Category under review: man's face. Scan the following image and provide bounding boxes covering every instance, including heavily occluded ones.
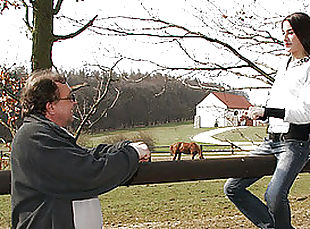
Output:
[45,83,77,127]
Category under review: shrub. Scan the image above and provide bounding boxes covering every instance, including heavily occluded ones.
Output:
[104,131,156,148]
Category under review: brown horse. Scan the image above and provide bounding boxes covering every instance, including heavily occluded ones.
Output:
[170,142,204,160]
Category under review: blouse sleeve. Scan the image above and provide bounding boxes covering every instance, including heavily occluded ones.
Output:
[284,65,310,124]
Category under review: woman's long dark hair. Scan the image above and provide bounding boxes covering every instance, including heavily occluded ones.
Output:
[282,12,310,55]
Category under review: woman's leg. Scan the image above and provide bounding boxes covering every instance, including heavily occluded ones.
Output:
[264,140,310,229]
[224,177,274,228]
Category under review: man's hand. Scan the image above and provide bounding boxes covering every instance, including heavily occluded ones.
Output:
[129,142,151,162]
[249,106,265,120]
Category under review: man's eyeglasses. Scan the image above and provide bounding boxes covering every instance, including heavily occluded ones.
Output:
[58,93,76,102]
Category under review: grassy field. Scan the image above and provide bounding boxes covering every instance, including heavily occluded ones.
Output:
[2,123,310,228]
[81,123,267,147]
[213,126,267,142]
[1,175,310,228]
[79,121,214,147]
[101,175,310,228]
[80,123,267,159]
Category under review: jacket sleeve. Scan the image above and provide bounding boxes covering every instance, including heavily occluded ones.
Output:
[262,107,285,120]
[13,127,140,200]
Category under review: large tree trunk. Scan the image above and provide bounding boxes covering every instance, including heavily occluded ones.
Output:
[32,0,54,71]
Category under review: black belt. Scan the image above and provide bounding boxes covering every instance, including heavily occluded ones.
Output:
[269,123,310,141]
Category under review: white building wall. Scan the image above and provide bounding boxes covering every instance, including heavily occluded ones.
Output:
[195,94,227,128]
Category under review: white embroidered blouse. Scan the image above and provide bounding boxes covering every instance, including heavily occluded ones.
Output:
[267,56,310,133]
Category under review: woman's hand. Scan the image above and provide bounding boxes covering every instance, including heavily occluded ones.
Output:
[249,107,265,120]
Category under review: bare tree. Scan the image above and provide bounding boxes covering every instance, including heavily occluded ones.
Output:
[19,0,97,71]
[0,1,115,141]
[59,0,310,89]
[73,60,122,139]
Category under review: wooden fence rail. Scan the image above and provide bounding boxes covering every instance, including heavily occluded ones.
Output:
[0,151,10,170]
[150,143,249,155]
[1,155,310,195]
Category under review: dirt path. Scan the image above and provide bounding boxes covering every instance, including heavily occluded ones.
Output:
[192,126,261,151]
[192,126,248,145]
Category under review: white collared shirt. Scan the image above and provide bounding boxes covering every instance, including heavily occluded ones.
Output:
[72,197,103,229]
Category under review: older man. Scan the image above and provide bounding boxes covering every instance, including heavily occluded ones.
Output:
[11,70,151,229]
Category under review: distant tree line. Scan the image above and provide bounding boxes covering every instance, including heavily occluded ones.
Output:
[68,71,206,133]
[0,70,206,139]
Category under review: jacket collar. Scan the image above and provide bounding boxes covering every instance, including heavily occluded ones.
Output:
[25,114,76,143]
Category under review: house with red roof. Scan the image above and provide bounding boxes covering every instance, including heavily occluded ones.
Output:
[194,92,253,128]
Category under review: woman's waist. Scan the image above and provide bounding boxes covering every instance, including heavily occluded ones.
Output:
[268,123,310,141]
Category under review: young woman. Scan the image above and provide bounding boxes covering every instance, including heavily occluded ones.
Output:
[224,12,310,229]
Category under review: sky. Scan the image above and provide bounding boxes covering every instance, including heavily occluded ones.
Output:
[1,0,196,70]
[0,0,309,105]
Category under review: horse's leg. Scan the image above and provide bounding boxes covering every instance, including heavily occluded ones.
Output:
[178,152,181,160]
[173,153,177,160]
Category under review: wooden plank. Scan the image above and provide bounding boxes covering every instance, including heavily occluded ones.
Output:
[0,170,10,195]
[2,155,310,195]
[126,155,278,185]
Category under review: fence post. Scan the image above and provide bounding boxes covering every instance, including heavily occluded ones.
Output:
[0,151,2,170]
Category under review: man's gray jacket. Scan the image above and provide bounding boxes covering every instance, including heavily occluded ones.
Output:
[11,114,140,229]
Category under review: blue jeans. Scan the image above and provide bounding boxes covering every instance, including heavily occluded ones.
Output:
[224,139,310,229]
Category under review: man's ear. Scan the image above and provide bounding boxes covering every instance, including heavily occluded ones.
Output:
[45,102,55,116]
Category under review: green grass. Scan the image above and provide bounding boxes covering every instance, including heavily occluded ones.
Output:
[0,195,11,228]
[100,174,310,228]
[100,179,229,226]
[1,174,310,228]
[80,124,267,159]
[80,121,215,147]
[2,123,310,228]
[213,126,267,142]
[81,123,267,150]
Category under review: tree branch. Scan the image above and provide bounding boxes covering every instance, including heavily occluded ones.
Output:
[117,55,251,72]
[21,0,33,31]
[1,0,20,14]
[154,76,168,97]
[74,58,122,139]
[53,15,98,42]
[92,16,275,83]
[53,0,64,15]
[88,87,120,129]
